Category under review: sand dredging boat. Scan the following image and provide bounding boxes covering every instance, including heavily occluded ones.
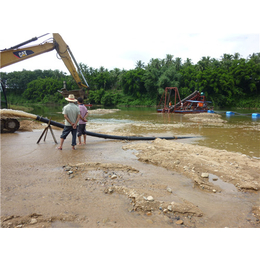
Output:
[157,87,213,114]
[0,109,194,141]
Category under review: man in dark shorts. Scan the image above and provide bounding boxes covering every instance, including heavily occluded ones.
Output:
[57,94,80,150]
[77,97,88,145]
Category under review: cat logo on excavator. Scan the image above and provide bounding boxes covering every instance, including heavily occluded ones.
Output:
[13,50,34,59]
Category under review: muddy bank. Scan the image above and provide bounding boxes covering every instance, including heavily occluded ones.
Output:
[18,120,61,132]
[1,112,259,228]
[123,138,260,192]
[88,108,120,115]
[184,112,227,126]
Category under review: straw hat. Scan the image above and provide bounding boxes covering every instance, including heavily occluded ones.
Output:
[65,94,77,102]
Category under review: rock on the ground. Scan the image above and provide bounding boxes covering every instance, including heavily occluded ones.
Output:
[147,196,154,202]
[30,218,37,224]
[201,173,209,178]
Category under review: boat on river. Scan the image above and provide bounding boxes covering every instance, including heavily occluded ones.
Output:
[157,87,213,113]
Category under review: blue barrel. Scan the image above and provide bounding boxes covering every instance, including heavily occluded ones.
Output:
[207,110,214,113]
[252,113,260,118]
[226,111,235,115]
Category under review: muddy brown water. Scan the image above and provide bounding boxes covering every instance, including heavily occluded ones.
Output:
[1,107,260,228]
[14,105,259,157]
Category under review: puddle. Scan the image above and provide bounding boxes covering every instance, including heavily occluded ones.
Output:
[208,173,237,193]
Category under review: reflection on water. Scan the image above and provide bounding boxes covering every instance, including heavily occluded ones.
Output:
[29,104,64,121]
[208,174,237,193]
[29,104,260,158]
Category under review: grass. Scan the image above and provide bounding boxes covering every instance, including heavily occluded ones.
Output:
[9,104,34,112]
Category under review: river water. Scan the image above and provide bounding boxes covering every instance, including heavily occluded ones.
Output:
[30,104,260,158]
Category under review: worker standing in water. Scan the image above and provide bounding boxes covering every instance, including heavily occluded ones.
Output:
[57,94,80,150]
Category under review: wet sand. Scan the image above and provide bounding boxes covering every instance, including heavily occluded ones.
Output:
[1,117,260,228]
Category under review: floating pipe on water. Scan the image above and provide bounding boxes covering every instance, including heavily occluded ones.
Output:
[35,115,194,141]
[0,109,196,140]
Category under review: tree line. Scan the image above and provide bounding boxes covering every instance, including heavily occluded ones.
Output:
[1,52,260,108]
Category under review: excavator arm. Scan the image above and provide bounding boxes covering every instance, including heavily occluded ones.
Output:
[0,33,90,133]
[0,33,89,89]
[52,33,89,89]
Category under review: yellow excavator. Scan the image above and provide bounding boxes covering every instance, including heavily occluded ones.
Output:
[0,33,90,132]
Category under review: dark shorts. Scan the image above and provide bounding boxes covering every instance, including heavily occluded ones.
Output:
[77,124,87,137]
[60,126,77,146]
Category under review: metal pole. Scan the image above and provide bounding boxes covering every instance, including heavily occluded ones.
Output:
[2,33,49,51]
[67,47,89,88]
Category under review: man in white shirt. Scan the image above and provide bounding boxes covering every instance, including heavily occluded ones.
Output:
[57,94,80,150]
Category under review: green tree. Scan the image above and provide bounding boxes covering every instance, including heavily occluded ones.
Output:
[121,68,145,98]
[88,88,105,104]
[94,67,112,90]
[22,77,67,103]
[109,68,122,90]
[135,60,145,69]
[143,56,182,101]
[143,58,163,99]
[174,57,182,71]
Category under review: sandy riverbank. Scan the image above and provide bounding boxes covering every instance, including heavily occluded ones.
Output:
[1,111,259,228]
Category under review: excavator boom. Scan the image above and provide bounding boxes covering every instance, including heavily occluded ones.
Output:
[0,42,55,68]
[0,33,90,133]
[0,33,89,89]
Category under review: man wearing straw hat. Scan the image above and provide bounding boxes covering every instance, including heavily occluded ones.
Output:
[57,94,80,150]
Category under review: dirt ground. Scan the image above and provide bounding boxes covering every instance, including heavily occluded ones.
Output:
[1,111,259,228]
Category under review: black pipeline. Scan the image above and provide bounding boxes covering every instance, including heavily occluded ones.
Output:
[36,115,193,141]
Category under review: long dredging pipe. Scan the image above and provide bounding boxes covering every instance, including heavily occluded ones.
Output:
[35,115,193,141]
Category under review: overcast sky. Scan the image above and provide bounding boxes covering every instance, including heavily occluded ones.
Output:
[1,0,259,74]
